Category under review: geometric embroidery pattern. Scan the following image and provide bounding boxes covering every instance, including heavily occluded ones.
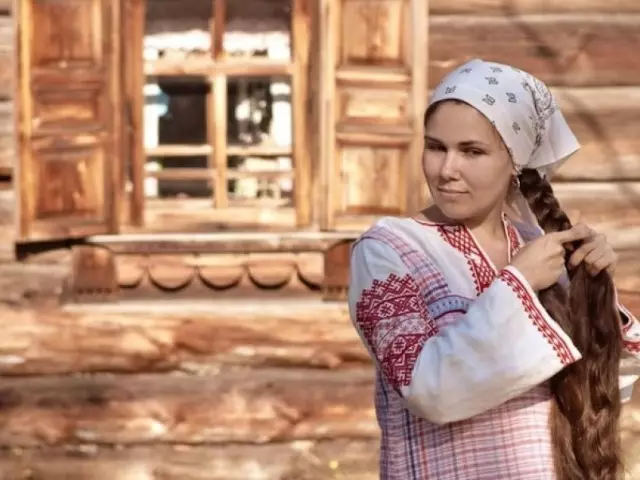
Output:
[438,219,523,296]
[506,221,522,255]
[355,273,438,388]
[437,225,495,295]
[499,268,574,365]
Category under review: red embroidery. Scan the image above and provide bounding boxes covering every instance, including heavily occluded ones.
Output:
[506,221,522,256]
[438,225,494,295]
[438,219,523,296]
[620,306,640,352]
[624,340,640,354]
[499,268,575,365]
[355,273,437,389]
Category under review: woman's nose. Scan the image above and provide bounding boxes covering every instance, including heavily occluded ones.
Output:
[440,151,461,179]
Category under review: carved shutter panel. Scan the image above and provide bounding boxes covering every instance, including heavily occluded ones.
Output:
[318,0,428,230]
[16,0,122,241]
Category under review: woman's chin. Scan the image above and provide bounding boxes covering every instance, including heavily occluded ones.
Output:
[435,201,475,222]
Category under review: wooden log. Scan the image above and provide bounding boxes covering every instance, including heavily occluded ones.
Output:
[429,14,640,88]
[0,369,377,447]
[552,182,640,251]
[0,18,12,100]
[429,0,640,15]
[0,188,15,261]
[0,101,13,174]
[552,88,640,181]
[0,300,368,375]
[0,242,70,305]
[0,440,380,480]
[0,262,69,306]
[618,292,640,314]
[622,383,640,480]
[612,250,640,294]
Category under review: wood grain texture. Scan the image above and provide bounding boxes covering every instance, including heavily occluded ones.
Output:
[0,440,380,480]
[551,183,640,251]
[554,88,640,181]
[0,369,377,446]
[429,0,640,15]
[0,16,12,100]
[429,14,640,88]
[0,100,13,174]
[0,301,365,375]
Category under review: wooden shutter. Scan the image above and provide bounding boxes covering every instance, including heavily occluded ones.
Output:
[318,0,428,230]
[16,0,122,241]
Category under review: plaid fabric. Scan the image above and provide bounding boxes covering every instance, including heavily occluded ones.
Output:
[354,223,557,479]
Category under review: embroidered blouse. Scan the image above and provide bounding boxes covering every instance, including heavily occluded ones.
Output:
[348,216,640,480]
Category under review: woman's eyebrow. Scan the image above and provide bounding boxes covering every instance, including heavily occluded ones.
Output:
[459,140,490,148]
[425,136,490,148]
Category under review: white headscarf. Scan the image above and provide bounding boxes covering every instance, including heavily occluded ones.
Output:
[428,58,580,230]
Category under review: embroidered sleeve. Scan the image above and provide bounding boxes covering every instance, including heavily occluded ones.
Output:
[615,294,640,402]
[618,301,640,355]
[348,237,582,424]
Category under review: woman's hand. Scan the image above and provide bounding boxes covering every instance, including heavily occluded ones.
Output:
[511,224,592,291]
[567,223,618,276]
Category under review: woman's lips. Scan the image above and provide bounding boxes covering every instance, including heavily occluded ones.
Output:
[437,187,468,195]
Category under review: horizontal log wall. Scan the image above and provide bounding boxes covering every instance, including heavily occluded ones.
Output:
[429,0,640,15]
[0,441,379,480]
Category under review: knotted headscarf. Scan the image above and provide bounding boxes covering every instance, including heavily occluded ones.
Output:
[428,58,580,229]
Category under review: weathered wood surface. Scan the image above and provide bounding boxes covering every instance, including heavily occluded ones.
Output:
[430,0,640,14]
[0,440,380,480]
[1,291,640,377]
[612,251,640,293]
[0,262,69,306]
[553,88,640,181]
[0,101,13,174]
[0,301,365,375]
[0,369,376,446]
[429,15,640,88]
[0,244,70,305]
[553,183,640,252]
[621,382,640,479]
[114,253,325,299]
[0,17,12,100]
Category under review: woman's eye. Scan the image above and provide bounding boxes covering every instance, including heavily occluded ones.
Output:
[464,148,485,157]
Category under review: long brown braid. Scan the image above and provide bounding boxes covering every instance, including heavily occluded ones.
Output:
[518,169,622,480]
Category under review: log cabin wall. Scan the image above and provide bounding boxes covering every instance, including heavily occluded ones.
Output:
[0,1,378,477]
[1,0,640,478]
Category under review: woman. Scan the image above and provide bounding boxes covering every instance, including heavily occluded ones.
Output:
[348,59,640,479]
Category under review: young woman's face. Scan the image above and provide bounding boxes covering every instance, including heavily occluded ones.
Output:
[423,101,514,224]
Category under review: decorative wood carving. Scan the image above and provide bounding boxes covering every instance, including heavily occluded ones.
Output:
[323,240,353,302]
[66,245,118,302]
[123,252,323,297]
[65,245,329,300]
